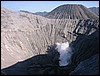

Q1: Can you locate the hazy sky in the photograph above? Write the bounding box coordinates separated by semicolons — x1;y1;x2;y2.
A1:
1;1;99;13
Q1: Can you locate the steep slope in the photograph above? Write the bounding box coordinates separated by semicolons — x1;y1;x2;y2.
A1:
70;54;99;75
70;29;99;75
45;4;99;20
1;7;55;68
1;4;99;75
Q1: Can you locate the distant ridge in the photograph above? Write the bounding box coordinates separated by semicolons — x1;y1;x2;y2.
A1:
89;7;99;16
34;11;48;16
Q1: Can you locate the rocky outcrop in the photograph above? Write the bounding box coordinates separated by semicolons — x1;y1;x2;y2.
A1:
45;4;99;20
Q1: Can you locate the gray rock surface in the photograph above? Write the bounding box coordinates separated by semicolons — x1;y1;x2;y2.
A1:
69;54;99;75
71;29;99;65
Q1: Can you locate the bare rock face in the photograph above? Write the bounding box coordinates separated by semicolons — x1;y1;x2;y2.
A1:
71;29;99;64
69;29;99;74
45;4;99;20
1;4;99;75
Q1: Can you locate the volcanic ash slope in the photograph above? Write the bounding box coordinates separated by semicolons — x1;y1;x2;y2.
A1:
1;4;99;69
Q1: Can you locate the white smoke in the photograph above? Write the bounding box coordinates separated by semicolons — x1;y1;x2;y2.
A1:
55;42;73;66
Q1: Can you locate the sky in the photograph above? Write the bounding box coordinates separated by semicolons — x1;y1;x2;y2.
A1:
1;1;99;13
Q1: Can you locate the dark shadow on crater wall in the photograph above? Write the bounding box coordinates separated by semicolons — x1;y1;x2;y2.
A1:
70;29;99;75
1;45;60;75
